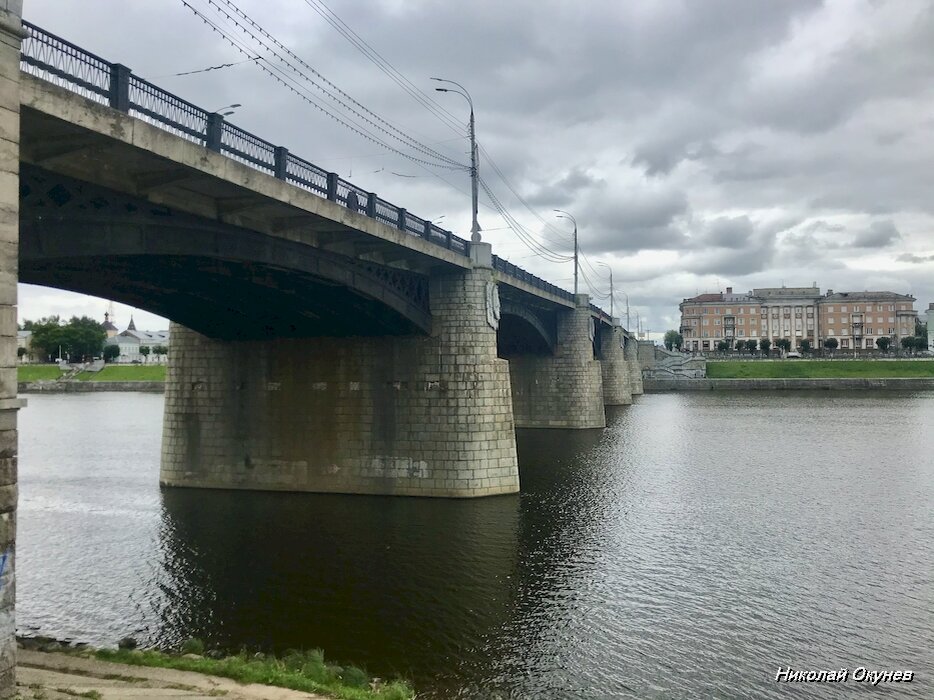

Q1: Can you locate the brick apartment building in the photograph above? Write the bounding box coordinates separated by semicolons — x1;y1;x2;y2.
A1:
679;285;916;353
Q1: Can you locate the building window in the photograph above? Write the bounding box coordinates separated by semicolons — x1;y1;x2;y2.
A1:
827;305;834;312
715;320;721;326
841;339;850;348
841;305;847;312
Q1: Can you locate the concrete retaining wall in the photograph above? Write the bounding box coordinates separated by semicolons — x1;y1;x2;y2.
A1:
18;381;164;393
644;377;934;392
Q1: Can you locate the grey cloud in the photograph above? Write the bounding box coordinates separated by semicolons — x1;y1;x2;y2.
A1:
852;221;901;248
896;252;934;263
525;168;605;207
581;187;689;253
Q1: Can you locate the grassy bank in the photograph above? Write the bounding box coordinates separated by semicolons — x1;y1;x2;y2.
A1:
707;359;934;379
93;646;413;700
75;365;166;381
17;365;63;381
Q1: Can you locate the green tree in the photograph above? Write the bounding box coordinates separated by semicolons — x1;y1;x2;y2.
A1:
103;344;120;362
875;336;891;353
139;345;151;362
900;336;915;353
913;336;928;351
663;330;683;351
776;338;792;353
27;315;105;362
824;337;838;352
16;347;26;361
745;339;758;353
759;338;771;354
799;339;811;353
28;316;66;362
716;340;729;352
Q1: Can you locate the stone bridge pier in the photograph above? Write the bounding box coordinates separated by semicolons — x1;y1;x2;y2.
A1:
0;2;23;697
599;321;633;406
160;245;520;498
507;294;606;429
626;336;644;395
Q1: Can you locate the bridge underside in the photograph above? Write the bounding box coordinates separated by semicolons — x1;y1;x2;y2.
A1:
19;165;431;339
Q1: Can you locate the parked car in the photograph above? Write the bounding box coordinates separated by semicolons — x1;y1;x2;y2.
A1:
785;351;802;359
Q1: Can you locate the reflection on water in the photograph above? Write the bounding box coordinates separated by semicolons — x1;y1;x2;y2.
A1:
17;391;934;698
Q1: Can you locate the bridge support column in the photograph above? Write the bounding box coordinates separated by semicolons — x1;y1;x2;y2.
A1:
161;258;519;498
599;321;633;405
626;335;644;395
0;3;24;697
508;295;606;428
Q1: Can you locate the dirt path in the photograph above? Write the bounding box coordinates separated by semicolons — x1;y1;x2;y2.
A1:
17;649;326;699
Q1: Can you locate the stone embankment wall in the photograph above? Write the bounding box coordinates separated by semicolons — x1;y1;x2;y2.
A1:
644;378;934;392
18;382;164;393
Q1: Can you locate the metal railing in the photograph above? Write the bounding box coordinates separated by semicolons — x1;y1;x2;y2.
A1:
19;21;609;318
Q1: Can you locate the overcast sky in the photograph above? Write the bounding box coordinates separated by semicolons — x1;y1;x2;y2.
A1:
20;0;934;337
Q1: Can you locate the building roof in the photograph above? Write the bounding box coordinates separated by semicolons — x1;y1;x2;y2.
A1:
824;291;915;302
683;293;724;302
101;312;117;331
127;315;137;331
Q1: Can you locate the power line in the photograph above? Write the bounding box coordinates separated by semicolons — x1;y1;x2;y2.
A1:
204;0;466;168
178;0;465;172
301;0;466;136
155;55;260;78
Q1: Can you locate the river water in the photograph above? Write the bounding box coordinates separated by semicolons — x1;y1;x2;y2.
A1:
16;391;934;698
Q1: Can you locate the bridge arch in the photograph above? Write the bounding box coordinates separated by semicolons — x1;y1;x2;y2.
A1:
19;166;431;339
497;301;555;358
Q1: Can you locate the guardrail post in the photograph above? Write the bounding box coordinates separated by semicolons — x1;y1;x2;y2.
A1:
397;207;406;231
366;193;377;218
109;63;131;112
445;231;452;249
274;146;288;180
422;220;432;240
326;173;338;201
206;112;224;152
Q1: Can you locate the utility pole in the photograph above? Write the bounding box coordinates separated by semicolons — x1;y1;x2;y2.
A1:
432;78;481;243
554;209;578;295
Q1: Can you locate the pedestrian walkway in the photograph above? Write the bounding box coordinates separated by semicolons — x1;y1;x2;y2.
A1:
17;650;325;699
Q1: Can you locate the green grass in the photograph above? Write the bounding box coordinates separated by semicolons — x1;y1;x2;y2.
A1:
75;365;166;381
93;646;413;700
17;365;64;381
707;359;934;379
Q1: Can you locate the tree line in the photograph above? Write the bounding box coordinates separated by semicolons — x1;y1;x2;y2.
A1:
20;317;168;363
664;327;929;354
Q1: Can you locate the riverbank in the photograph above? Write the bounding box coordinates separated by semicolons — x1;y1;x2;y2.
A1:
17;648;325;699
706;359;934;378
19;380;164;393
15;640;412;700
18;365;167;382
644;377;934;392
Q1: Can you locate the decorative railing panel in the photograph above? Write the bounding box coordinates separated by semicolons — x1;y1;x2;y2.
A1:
285;154;328;196
129;76;207;143
18;21;609;316
20;20;110;104
221;122;276;173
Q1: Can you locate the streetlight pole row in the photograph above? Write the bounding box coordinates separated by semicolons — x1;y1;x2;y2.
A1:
553;209;578;295
431;78;481;244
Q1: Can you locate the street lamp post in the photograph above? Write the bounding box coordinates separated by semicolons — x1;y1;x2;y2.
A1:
594;261;615;320
432;78;481;243
553;209;578;295
212;102;241;116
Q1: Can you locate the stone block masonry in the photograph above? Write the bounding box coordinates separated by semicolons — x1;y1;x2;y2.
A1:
0;3;24;698
508;295;606;428
626;338;644;395
599;324;633;406
161;265;520;498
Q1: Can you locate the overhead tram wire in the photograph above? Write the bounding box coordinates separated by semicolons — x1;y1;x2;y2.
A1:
300;0;466;135
178;0;466;172
299;0;588;267
209;0;465;168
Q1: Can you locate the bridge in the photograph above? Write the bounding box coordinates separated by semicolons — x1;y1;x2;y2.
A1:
0;8;644;690
14;17;643;493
